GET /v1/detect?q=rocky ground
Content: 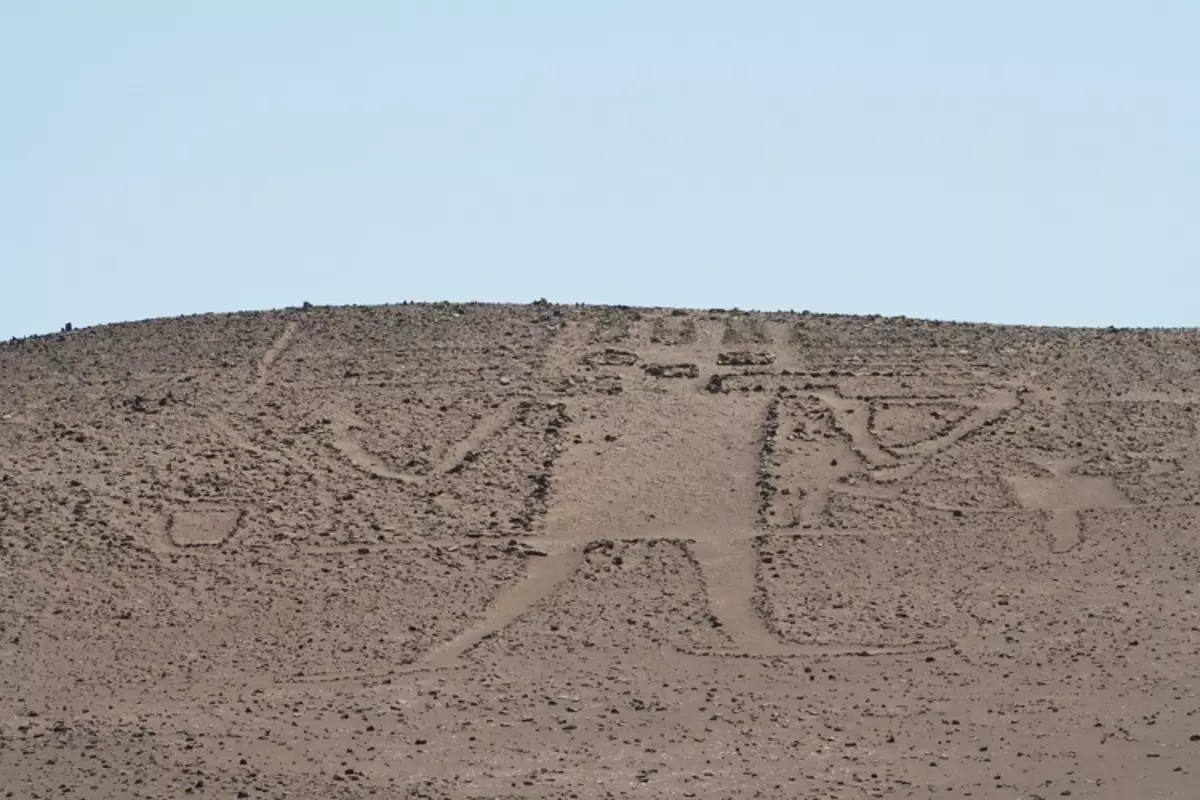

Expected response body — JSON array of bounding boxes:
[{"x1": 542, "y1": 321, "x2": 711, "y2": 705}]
[{"x1": 1, "y1": 303, "x2": 1198, "y2": 798}]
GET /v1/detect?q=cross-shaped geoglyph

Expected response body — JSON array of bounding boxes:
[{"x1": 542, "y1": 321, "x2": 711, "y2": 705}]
[{"x1": 1006, "y1": 458, "x2": 1128, "y2": 552}]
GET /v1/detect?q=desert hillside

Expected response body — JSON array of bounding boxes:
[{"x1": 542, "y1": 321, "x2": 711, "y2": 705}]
[{"x1": 2, "y1": 303, "x2": 1198, "y2": 798}]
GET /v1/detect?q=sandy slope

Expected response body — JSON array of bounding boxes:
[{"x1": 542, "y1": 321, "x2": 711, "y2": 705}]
[{"x1": 1, "y1": 303, "x2": 1198, "y2": 798}]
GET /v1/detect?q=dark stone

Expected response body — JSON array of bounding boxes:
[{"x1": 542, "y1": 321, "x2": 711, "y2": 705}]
[
  {"x1": 583, "y1": 348, "x2": 638, "y2": 367},
  {"x1": 643, "y1": 363, "x2": 699, "y2": 379},
  {"x1": 717, "y1": 351, "x2": 775, "y2": 366}
]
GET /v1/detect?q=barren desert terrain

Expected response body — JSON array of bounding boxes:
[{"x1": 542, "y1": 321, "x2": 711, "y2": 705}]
[{"x1": 2, "y1": 303, "x2": 1198, "y2": 799}]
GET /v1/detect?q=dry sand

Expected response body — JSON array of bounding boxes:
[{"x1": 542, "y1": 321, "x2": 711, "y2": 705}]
[{"x1": 1, "y1": 303, "x2": 1198, "y2": 798}]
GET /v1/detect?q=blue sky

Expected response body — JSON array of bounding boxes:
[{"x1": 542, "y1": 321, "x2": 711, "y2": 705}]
[{"x1": 2, "y1": 3, "x2": 1197, "y2": 337}]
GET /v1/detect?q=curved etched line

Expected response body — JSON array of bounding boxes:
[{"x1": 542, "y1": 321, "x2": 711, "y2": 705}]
[
  {"x1": 813, "y1": 390, "x2": 898, "y2": 468},
  {"x1": 434, "y1": 399, "x2": 521, "y2": 475},
  {"x1": 146, "y1": 513, "x2": 183, "y2": 555},
  {"x1": 250, "y1": 320, "x2": 297, "y2": 395},
  {"x1": 860, "y1": 387, "x2": 1024, "y2": 485},
  {"x1": 868, "y1": 461, "x2": 925, "y2": 484},
  {"x1": 887, "y1": 388, "x2": 1019, "y2": 459},
  {"x1": 815, "y1": 386, "x2": 1021, "y2": 480},
  {"x1": 869, "y1": 401, "x2": 972, "y2": 453},
  {"x1": 326, "y1": 411, "x2": 424, "y2": 485},
  {"x1": 324, "y1": 400, "x2": 532, "y2": 484}
]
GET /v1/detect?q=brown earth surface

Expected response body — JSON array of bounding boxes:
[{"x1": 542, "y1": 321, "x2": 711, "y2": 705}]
[{"x1": 2, "y1": 302, "x2": 1199, "y2": 799}]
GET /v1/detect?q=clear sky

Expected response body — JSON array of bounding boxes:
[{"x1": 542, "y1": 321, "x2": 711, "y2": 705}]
[{"x1": 2, "y1": 3, "x2": 1197, "y2": 338}]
